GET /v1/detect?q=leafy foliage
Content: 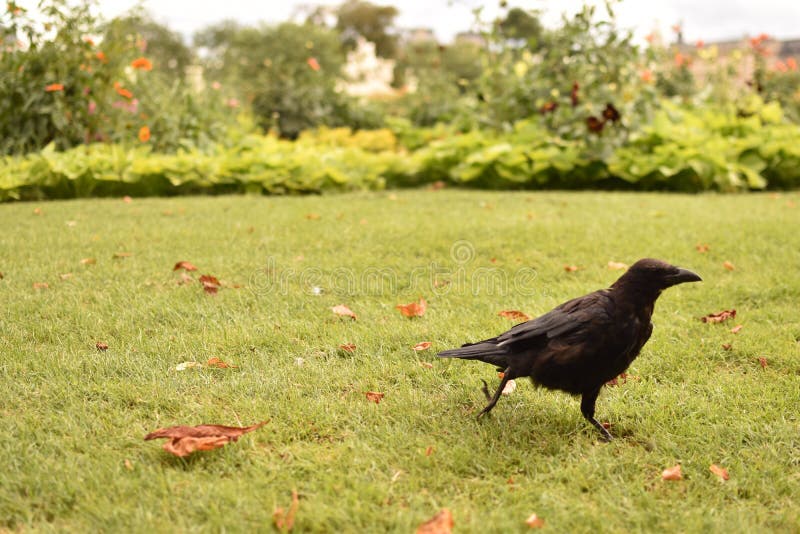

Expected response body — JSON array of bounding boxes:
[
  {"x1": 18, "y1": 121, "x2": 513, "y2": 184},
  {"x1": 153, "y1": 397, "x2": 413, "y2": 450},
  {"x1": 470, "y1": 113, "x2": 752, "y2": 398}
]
[{"x1": 3, "y1": 106, "x2": 799, "y2": 201}]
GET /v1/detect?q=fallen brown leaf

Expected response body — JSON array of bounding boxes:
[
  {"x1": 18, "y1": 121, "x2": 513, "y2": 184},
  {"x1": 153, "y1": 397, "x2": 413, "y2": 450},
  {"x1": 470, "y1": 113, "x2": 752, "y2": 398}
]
[
  {"x1": 0, "y1": 272, "x2": 4, "y2": 280},
  {"x1": 396, "y1": 297, "x2": 427, "y2": 318},
  {"x1": 498, "y1": 310, "x2": 530, "y2": 321},
  {"x1": 606, "y1": 372, "x2": 639, "y2": 386},
  {"x1": 96, "y1": 342, "x2": 108, "y2": 351},
  {"x1": 33, "y1": 282, "x2": 49, "y2": 289},
  {"x1": 199, "y1": 274, "x2": 221, "y2": 295},
  {"x1": 564, "y1": 264, "x2": 579, "y2": 272},
  {"x1": 608, "y1": 261, "x2": 628, "y2": 270},
  {"x1": 177, "y1": 272, "x2": 193, "y2": 285},
  {"x1": 124, "y1": 459, "x2": 133, "y2": 470},
  {"x1": 305, "y1": 213, "x2": 320, "y2": 220},
  {"x1": 425, "y1": 446, "x2": 434, "y2": 456},
  {"x1": 339, "y1": 343, "x2": 356, "y2": 353},
  {"x1": 112, "y1": 252, "x2": 132, "y2": 259},
  {"x1": 758, "y1": 356, "x2": 768, "y2": 369},
  {"x1": 365, "y1": 391, "x2": 384, "y2": 404},
  {"x1": 417, "y1": 509, "x2": 453, "y2": 534},
  {"x1": 730, "y1": 324, "x2": 743, "y2": 334},
  {"x1": 123, "y1": 195, "x2": 133, "y2": 203},
  {"x1": 723, "y1": 261, "x2": 735, "y2": 271},
  {"x1": 412, "y1": 341, "x2": 432, "y2": 351},
  {"x1": 173, "y1": 261, "x2": 198, "y2": 272},
  {"x1": 525, "y1": 513, "x2": 545, "y2": 529},
  {"x1": 419, "y1": 362, "x2": 434, "y2": 369},
  {"x1": 433, "y1": 279, "x2": 450, "y2": 288},
  {"x1": 143, "y1": 422, "x2": 267, "y2": 457},
  {"x1": 206, "y1": 357, "x2": 237, "y2": 368},
  {"x1": 59, "y1": 273, "x2": 73, "y2": 280},
  {"x1": 700, "y1": 309, "x2": 736, "y2": 323},
  {"x1": 695, "y1": 243, "x2": 710, "y2": 253},
  {"x1": 332, "y1": 304, "x2": 357, "y2": 320},
  {"x1": 722, "y1": 343, "x2": 732, "y2": 351},
  {"x1": 33, "y1": 207, "x2": 42, "y2": 215},
  {"x1": 710, "y1": 464, "x2": 729, "y2": 481},
  {"x1": 80, "y1": 257, "x2": 96, "y2": 265},
  {"x1": 661, "y1": 464, "x2": 682, "y2": 481},
  {"x1": 273, "y1": 490, "x2": 300, "y2": 532}
]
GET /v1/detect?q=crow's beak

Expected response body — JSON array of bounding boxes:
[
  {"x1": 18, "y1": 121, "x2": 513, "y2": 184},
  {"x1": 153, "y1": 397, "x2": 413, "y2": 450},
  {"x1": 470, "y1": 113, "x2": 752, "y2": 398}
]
[{"x1": 666, "y1": 268, "x2": 702, "y2": 285}]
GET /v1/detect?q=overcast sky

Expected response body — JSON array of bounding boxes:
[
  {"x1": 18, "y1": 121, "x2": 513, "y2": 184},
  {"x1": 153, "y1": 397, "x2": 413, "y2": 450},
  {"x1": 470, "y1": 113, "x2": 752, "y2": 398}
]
[{"x1": 18, "y1": 0, "x2": 800, "y2": 44}]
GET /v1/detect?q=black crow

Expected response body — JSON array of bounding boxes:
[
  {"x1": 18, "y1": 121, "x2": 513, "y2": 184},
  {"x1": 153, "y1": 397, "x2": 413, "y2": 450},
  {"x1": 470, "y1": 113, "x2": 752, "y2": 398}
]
[{"x1": 438, "y1": 258, "x2": 701, "y2": 440}]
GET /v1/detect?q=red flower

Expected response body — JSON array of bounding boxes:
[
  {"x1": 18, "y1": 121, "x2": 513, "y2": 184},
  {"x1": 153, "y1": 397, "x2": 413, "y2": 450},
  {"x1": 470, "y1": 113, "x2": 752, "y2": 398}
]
[
  {"x1": 44, "y1": 83, "x2": 64, "y2": 92},
  {"x1": 586, "y1": 116, "x2": 605, "y2": 133},
  {"x1": 95, "y1": 51, "x2": 107, "y2": 63},
  {"x1": 539, "y1": 101, "x2": 558, "y2": 114},
  {"x1": 306, "y1": 57, "x2": 321, "y2": 71},
  {"x1": 131, "y1": 57, "x2": 153, "y2": 71}
]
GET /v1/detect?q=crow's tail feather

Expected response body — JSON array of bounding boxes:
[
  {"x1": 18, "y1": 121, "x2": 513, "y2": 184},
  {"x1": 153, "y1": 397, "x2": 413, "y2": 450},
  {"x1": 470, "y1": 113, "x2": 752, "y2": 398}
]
[{"x1": 437, "y1": 341, "x2": 507, "y2": 360}]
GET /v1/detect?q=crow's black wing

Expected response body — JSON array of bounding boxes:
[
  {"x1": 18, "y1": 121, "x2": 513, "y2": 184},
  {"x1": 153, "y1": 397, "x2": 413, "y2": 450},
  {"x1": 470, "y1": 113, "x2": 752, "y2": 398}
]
[
  {"x1": 496, "y1": 290, "x2": 613, "y2": 348},
  {"x1": 437, "y1": 290, "x2": 613, "y2": 361}
]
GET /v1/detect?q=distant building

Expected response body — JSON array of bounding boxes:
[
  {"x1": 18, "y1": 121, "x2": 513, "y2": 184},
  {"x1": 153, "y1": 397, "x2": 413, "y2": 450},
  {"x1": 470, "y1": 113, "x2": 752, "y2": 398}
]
[
  {"x1": 338, "y1": 37, "x2": 397, "y2": 98},
  {"x1": 403, "y1": 27, "x2": 436, "y2": 44},
  {"x1": 454, "y1": 31, "x2": 485, "y2": 47}
]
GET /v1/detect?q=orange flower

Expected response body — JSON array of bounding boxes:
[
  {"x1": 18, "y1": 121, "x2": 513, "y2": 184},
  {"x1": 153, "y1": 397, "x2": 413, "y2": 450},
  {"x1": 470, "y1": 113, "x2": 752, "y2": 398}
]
[
  {"x1": 131, "y1": 57, "x2": 153, "y2": 71},
  {"x1": 775, "y1": 60, "x2": 788, "y2": 73},
  {"x1": 138, "y1": 126, "x2": 151, "y2": 142},
  {"x1": 645, "y1": 32, "x2": 656, "y2": 44},
  {"x1": 306, "y1": 57, "x2": 320, "y2": 71},
  {"x1": 114, "y1": 82, "x2": 133, "y2": 99},
  {"x1": 45, "y1": 83, "x2": 64, "y2": 92},
  {"x1": 674, "y1": 52, "x2": 690, "y2": 68},
  {"x1": 695, "y1": 39, "x2": 704, "y2": 48},
  {"x1": 95, "y1": 51, "x2": 107, "y2": 63},
  {"x1": 787, "y1": 57, "x2": 797, "y2": 71},
  {"x1": 640, "y1": 69, "x2": 654, "y2": 83}
]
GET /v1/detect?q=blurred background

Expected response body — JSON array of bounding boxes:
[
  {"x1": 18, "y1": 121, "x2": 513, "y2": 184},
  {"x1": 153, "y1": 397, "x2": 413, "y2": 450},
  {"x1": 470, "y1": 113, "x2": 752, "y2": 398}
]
[{"x1": 2, "y1": 0, "x2": 799, "y2": 197}]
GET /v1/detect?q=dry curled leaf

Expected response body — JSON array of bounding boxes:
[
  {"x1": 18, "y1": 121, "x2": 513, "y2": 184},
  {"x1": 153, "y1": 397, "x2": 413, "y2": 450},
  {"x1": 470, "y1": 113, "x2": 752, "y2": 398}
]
[
  {"x1": 339, "y1": 343, "x2": 356, "y2": 353},
  {"x1": 0, "y1": 272, "x2": 4, "y2": 280},
  {"x1": 332, "y1": 304, "x2": 357, "y2": 320},
  {"x1": 564, "y1": 264, "x2": 579, "y2": 272},
  {"x1": 199, "y1": 274, "x2": 221, "y2": 295},
  {"x1": 501, "y1": 379, "x2": 517, "y2": 395},
  {"x1": 425, "y1": 446, "x2": 434, "y2": 456},
  {"x1": 365, "y1": 391, "x2": 384, "y2": 404},
  {"x1": 112, "y1": 252, "x2": 132, "y2": 259},
  {"x1": 80, "y1": 257, "x2": 96, "y2": 265},
  {"x1": 730, "y1": 325, "x2": 743, "y2": 334},
  {"x1": 33, "y1": 282, "x2": 49, "y2": 289},
  {"x1": 173, "y1": 261, "x2": 198, "y2": 272},
  {"x1": 412, "y1": 341, "x2": 432, "y2": 351},
  {"x1": 722, "y1": 343, "x2": 733, "y2": 351},
  {"x1": 695, "y1": 243, "x2": 710, "y2": 253},
  {"x1": 710, "y1": 464, "x2": 729, "y2": 481},
  {"x1": 396, "y1": 298, "x2": 427, "y2": 318},
  {"x1": 96, "y1": 342, "x2": 108, "y2": 351},
  {"x1": 273, "y1": 490, "x2": 300, "y2": 532},
  {"x1": 661, "y1": 464, "x2": 682, "y2": 481},
  {"x1": 419, "y1": 361, "x2": 434, "y2": 369},
  {"x1": 525, "y1": 513, "x2": 545, "y2": 529},
  {"x1": 417, "y1": 509, "x2": 453, "y2": 534},
  {"x1": 144, "y1": 422, "x2": 266, "y2": 457},
  {"x1": 701, "y1": 309, "x2": 736, "y2": 323},
  {"x1": 498, "y1": 310, "x2": 530, "y2": 321},
  {"x1": 606, "y1": 372, "x2": 639, "y2": 386},
  {"x1": 758, "y1": 356, "x2": 768, "y2": 369},
  {"x1": 608, "y1": 261, "x2": 628, "y2": 270},
  {"x1": 723, "y1": 261, "x2": 735, "y2": 271},
  {"x1": 59, "y1": 273, "x2": 73, "y2": 280},
  {"x1": 206, "y1": 357, "x2": 237, "y2": 368},
  {"x1": 305, "y1": 213, "x2": 320, "y2": 220}
]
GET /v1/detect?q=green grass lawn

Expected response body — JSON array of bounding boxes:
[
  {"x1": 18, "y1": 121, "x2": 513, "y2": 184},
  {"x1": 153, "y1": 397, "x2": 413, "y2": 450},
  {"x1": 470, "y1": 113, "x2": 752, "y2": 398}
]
[{"x1": 1, "y1": 190, "x2": 799, "y2": 532}]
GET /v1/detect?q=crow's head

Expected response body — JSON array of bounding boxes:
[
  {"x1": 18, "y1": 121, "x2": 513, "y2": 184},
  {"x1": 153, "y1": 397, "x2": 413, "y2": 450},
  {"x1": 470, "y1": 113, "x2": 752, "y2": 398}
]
[{"x1": 613, "y1": 258, "x2": 702, "y2": 292}]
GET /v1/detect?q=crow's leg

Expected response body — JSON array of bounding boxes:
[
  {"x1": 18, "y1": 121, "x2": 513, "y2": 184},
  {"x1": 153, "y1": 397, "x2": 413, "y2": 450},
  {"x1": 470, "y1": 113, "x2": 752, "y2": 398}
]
[
  {"x1": 477, "y1": 367, "x2": 512, "y2": 419},
  {"x1": 580, "y1": 386, "x2": 613, "y2": 441}
]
